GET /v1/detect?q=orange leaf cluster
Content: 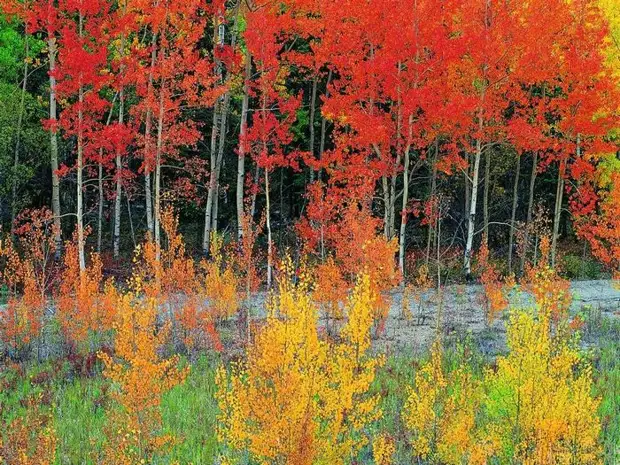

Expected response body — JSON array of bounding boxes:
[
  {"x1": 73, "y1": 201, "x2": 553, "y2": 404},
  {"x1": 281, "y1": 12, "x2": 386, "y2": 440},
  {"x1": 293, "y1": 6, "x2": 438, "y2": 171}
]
[
  {"x1": 523, "y1": 236, "x2": 572, "y2": 321},
  {"x1": 0, "y1": 209, "x2": 58, "y2": 352},
  {"x1": 98, "y1": 293, "x2": 189, "y2": 464},
  {"x1": 56, "y1": 235, "x2": 115, "y2": 349},
  {"x1": 476, "y1": 240, "x2": 514, "y2": 322}
]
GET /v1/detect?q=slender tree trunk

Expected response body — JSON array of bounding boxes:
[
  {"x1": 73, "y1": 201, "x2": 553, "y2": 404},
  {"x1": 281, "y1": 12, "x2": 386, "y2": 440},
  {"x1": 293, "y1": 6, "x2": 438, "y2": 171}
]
[
  {"x1": 398, "y1": 136, "x2": 412, "y2": 275},
  {"x1": 389, "y1": 171, "x2": 399, "y2": 242},
  {"x1": 521, "y1": 150, "x2": 538, "y2": 272},
  {"x1": 465, "y1": 0, "x2": 489, "y2": 277},
  {"x1": 250, "y1": 164, "x2": 260, "y2": 218},
  {"x1": 464, "y1": 154, "x2": 471, "y2": 221},
  {"x1": 464, "y1": 106, "x2": 485, "y2": 277},
  {"x1": 113, "y1": 89, "x2": 124, "y2": 258},
  {"x1": 552, "y1": 135, "x2": 571, "y2": 268},
  {"x1": 154, "y1": 85, "x2": 165, "y2": 261},
  {"x1": 482, "y1": 145, "x2": 491, "y2": 245},
  {"x1": 426, "y1": 139, "x2": 438, "y2": 265},
  {"x1": 308, "y1": 76, "x2": 317, "y2": 183},
  {"x1": 113, "y1": 25, "x2": 126, "y2": 259},
  {"x1": 49, "y1": 38, "x2": 62, "y2": 257},
  {"x1": 390, "y1": 63, "x2": 404, "y2": 245},
  {"x1": 144, "y1": 34, "x2": 158, "y2": 236},
  {"x1": 211, "y1": 88, "x2": 231, "y2": 237},
  {"x1": 212, "y1": 185, "x2": 219, "y2": 232},
  {"x1": 11, "y1": 35, "x2": 28, "y2": 234},
  {"x1": 203, "y1": 100, "x2": 220, "y2": 253},
  {"x1": 126, "y1": 188, "x2": 136, "y2": 249},
  {"x1": 203, "y1": 20, "x2": 228, "y2": 253},
  {"x1": 382, "y1": 174, "x2": 390, "y2": 239},
  {"x1": 317, "y1": 69, "x2": 332, "y2": 181},
  {"x1": 145, "y1": 173, "x2": 153, "y2": 233},
  {"x1": 237, "y1": 51, "x2": 251, "y2": 240},
  {"x1": 551, "y1": 161, "x2": 565, "y2": 267},
  {"x1": 77, "y1": 96, "x2": 85, "y2": 271},
  {"x1": 76, "y1": 14, "x2": 86, "y2": 273},
  {"x1": 265, "y1": 168, "x2": 273, "y2": 289},
  {"x1": 98, "y1": 158, "x2": 104, "y2": 253},
  {"x1": 508, "y1": 153, "x2": 521, "y2": 273}
]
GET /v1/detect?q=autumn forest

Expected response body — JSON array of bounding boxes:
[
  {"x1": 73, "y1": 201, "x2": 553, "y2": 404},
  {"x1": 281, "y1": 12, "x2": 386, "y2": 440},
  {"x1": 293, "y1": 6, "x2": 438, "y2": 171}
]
[{"x1": 0, "y1": 0, "x2": 619, "y2": 463}]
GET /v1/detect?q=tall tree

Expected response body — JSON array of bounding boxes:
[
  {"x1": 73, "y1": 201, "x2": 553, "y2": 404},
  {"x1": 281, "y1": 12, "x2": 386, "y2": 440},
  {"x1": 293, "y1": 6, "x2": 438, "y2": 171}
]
[{"x1": 55, "y1": 0, "x2": 111, "y2": 272}]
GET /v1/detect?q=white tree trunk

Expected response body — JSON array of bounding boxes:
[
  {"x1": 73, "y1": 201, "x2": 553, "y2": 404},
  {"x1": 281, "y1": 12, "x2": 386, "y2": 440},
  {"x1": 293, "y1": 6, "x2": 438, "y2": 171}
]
[
  {"x1": 464, "y1": 132, "x2": 483, "y2": 276},
  {"x1": 113, "y1": 26, "x2": 126, "y2": 259},
  {"x1": 76, "y1": 14, "x2": 86, "y2": 273},
  {"x1": 203, "y1": 100, "x2": 219, "y2": 253},
  {"x1": 398, "y1": 145, "x2": 411, "y2": 275},
  {"x1": 113, "y1": 89, "x2": 124, "y2": 258},
  {"x1": 237, "y1": 52, "x2": 251, "y2": 240},
  {"x1": 265, "y1": 168, "x2": 273, "y2": 289},
  {"x1": 97, "y1": 157, "x2": 104, "y2": 253},
  {"x1": 508, "y1": 153, "x2": 521, "y2": 273},
  {"x1": 482, "y1": 145, "x2": 491, "y2": 245},
  {"x1": 49, "y1": 38, "x2": 62, "y2": 257},
  {"x1": 144, "y1": 34, "x2": 158, "y2": 236},
  {"x1": 154, "y1": 87, "x2": 165, "y2": 261}
]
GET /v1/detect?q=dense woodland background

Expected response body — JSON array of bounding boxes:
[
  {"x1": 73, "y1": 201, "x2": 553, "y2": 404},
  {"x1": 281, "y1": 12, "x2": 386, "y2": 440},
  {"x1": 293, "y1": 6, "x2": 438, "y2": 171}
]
[{"x1": 0, "y1": 0, "x2": 618, "y2": 282}]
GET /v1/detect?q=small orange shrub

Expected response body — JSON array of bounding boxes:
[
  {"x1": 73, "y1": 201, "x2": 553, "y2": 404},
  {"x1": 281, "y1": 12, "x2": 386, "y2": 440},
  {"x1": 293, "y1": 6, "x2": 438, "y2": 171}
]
[
  {"x1": 99, "y1": 293, "x2": 189, "y2": 463},
  {"x1": 0, "y1": 209, "x2": 59, "y2": 352},
  {"x1": 523, "y1": 236, "x2": 572, "y2": 321},
  {"x1": 56, "y1": 234, "x2": 113, "y2": 349},
  {"x1": 476, "y1": 241, "x2": 514, "y2": 321},
  {"x1": 0, "y1": 241, "x2": 45, "y2": 352},
  {"x1": 201, "y1": 233, "x2": 239, "y2": 322},
  {"x1": 313, "y1": 256, "x2": 349, "y2": 323}
]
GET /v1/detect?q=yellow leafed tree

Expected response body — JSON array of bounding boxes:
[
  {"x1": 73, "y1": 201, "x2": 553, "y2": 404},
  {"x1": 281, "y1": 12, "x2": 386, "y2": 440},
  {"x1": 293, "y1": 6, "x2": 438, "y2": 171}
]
[
  {"x1": 484, "y1": 308, "x2": 602, "y2": 465},
  {"x1": 403, "y1": 340, "x2": 496, "y2": 465},
  {"x1": 98, "y1": 293, "x2": 189, "y2": 464},
  {"x1": 216, "y1": 259, "x2": 382, "y2": 465}
]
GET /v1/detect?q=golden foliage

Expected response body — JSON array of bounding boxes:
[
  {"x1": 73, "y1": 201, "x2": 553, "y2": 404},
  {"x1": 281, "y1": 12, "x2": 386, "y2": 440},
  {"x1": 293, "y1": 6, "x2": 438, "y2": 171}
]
[
  {"x1": 201, "y1": 232, "x2": 239, "y2": 321},
  {"x1": 0, "y1": 210, "x2": 58, "y2": 351},
  {"x1": 484, "y1": 307, "x2": 602, "y2": 465},
  {"x1": 98, "y1": 293, "x2": 189, "y2": 463},
  {"x1": 403, "y1": 340, "x2": 495, "y2": 465},
  {"x1": 216, "y1": 259, "x2": 382, "y2": 465},
  {"x1": 372, "y1": 434, "x2": 395, "y2": 465}
]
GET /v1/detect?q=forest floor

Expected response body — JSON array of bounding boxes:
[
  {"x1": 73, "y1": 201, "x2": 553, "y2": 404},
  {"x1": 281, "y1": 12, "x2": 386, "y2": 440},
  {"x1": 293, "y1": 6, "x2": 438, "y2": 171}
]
[
  {"x1": 243, "y1": 279, "x2": 620, "y2": 357},
  {"x1": 377, "y1": 279, "x2": 620, "y2": 356},
  {"x1": 2, "y1": 279, "x2": 619, "y2": 360}
]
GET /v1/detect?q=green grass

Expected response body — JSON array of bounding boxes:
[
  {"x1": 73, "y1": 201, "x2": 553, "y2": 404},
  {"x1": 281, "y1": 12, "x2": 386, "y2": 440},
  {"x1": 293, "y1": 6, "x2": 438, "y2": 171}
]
[
  {"x1": 162, "y1": 355, "x2": 220, "y2": 464},
  {"x1": 587, "y1": 315, "x2": 620, "y2": 465},
  {"x1": 0, "y1": 355, "x2": 221, "y2": 465}
]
